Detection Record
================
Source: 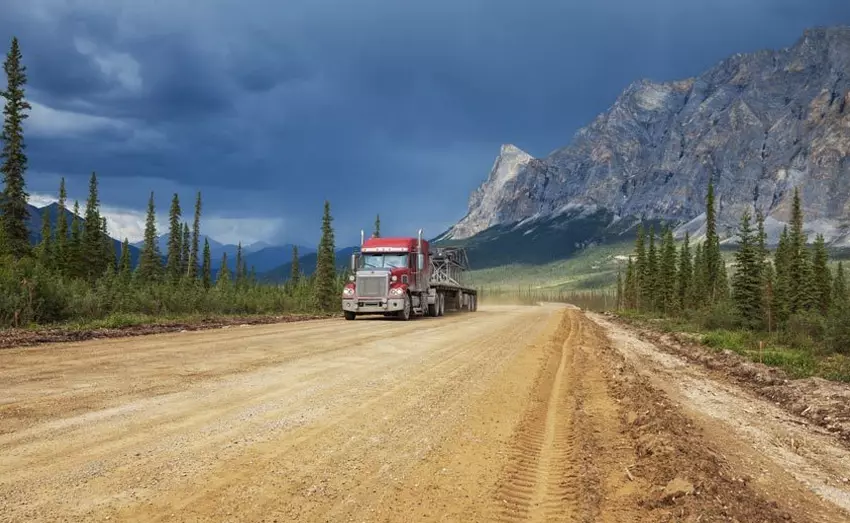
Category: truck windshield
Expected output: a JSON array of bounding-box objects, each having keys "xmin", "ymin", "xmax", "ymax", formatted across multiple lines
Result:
[{"xmin": 361, "ymin": 253, "xmax": 408, "ymax": 269}]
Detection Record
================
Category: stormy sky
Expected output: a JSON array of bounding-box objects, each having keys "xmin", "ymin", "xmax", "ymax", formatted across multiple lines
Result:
[{"xmin": 2, "ymin": 0, "xmax": 848, "ymax": 246}]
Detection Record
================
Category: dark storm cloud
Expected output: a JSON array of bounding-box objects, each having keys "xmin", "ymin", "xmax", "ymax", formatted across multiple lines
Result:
[{"xmin": 1, "ymin": 0, "xmax": 849, "ymax": 245}]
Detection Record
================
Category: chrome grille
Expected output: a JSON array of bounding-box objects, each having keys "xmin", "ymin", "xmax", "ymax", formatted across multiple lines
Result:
[{"xmin": 356, "ymin": 275, "xmax": 388, "ymax": 298}]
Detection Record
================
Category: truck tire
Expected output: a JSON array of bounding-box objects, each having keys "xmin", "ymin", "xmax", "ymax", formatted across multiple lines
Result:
[
  {"xmin": 397, "ymin": 294, "xmax": 412, "ymax": 321},
  {"xmin": 437, "ymin": 293, "xmax": 445, "ymax": 316},
  {"xmin": 427, "ymin": 301, "xmax": 438, "ymax": 317},
  {"xmin": 344, "ymin": 311, "xmax": 356, "ymax": 321}
]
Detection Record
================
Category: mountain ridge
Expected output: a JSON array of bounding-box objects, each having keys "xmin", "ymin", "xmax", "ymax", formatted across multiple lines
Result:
[{"xmin": 447, "ymin": 25, "xmax": 850, "ymax": 247}]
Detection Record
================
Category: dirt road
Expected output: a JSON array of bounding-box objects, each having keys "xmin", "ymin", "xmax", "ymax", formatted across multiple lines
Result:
[{"xmin": 1, "ymin": 305, "xmax": 849, "ymax": 522}]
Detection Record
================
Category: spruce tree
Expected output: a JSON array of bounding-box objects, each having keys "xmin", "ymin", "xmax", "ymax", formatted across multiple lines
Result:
[
  {"xmin": 36, "ymin": 206, "xmax": 52, "ymax": 267},
  {"xmin": 373, "ymin": 214, "xmax": 381, "ymax": 238},
  {"xmin": 0, "ymin": 37, "xmax": 32, "ymax": 259},
  {"xmin": 732, "ymin": 210, "xmax": 762, "ymax": 328},
  {"xmin": 181, "ymin": 222, "xmax": 190, "ymax": 276},
  {"xmin": 634, "ymin": 225, "xmax": 646, "ymax": 310},
  {"xmin": 201, "ymin": 238, "xmax": 211, "ymax": 288},
  {"xmin": 68, "ymin": 200, "xmax": 82, "ymax": 279},
  {"xmin": 165, "ymin": 193, "xmax": 182, "ymax": 282},
  {"xmin": 314, "ymin": 200, "xmax": 337, "ymax": 310},
  {"xmin": 190, "ymin": 191, "xmax": 201, "ymax": 279},
  {"xmin": 678, "ymin": 232, "xmax": 692, "ymax": 310},
  {"xmin": 624, "ymin": 257, "xmax": 636, "ymax": 309},
  {"xmin": 217, "ymin": 252, "xmax": 230, "ymax": 286},
  {"xmin": 788, "ymin": 188, "xmax": 815, "ymax": 312},
  {"xmin": 138, "ymin": 192, "xmax": 162, "ymax": 282},
  {"xmin": 833, "ymin": 261, "xmax": 847, "ymax": 308},
  {"xmin": 691, "ymin": 243, "xmax": 705, "ymax": 308},
  {"xmin": 772, "ymin": 227, "xmax": 792, "ymax": 324},
  {"xmin": 812, "ymin": 234, "xmax": 831, "ymax": 315},
  {"xmin": 119, "ymin": 238, "xmax": 131, "ymax": 277},
  {"xmin": 101, "ymin": 216, "xmax": 114, "ymax": 274},
  {"xmin": 235, "ymin": 242, "xmax": 244, "ymax": 283},
  {"xmin": 763, "ymin": 260, "xmax": 776, "ymax": 333},
  {"xmin": 704, "ymin": 179, "xmax": 724, "ymax": 304},
  {"xmin": 645, "ymin": 226, "xmax": 658, "ymax": 311},
  {"xmin": 659, "ymin": 226, "xmax": 677, "ymax": 314},
  {"xmin": 290, "ymin": 245, "xmax": 300, "ymax": 285},
  {"xmin": 82, "ymin": 172, "xmax": 106, "ymax": 281},
  {"xmin": 55, "ymin": 177, "xmax": 68, "ymax": 274}
]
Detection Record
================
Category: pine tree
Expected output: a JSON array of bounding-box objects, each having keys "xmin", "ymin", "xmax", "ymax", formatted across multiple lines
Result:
[
  {"xmin": 787, "ymin": 188, "xmax": 815, "ymax": 313},
  {"xmin": 138, "ymin": 192, "xmax": 162, "ymax": 282},
  {"xmin": 165, "ymin": 193, "xmax": 182, "ymax": 282},
  {"xmin": 704, "ymin": 179, "xmax": 724, "ymax": 305},
  {"xmin": 772, "ymin": 226, "xmax": 792, "ymax": 325},
  {"xmin": 833, "ymin": 261, "xmax": 847, "ymax": 308},
  {"xmin": 691, "ymin": 243, "xmax": 705, "ymax": 308},
  {"xmin": 290, "ymin": 245, "xmax": 300, "ymax": 285},
  {"xmin": 732, "ymin": 210, "xmax": 762, "ymax": 328},
  {"xmin": 235, "ymin": 242, "xmax": 244, "ymax": 283},
  {"xmin": 68, "ymin": 200, "xmax": 82, "ymax": 279},
  {"xmin": 190, "ymin": 191, "xmax": 201, "ymax": 279},
  {"xmin": 812, "ymin": 234, "xmax": 831, "ymax": 315},
  {"xmin": 82, "ymin": 172, "xmax": 106, "ymax": 281},
  {"xmin": 36, "ymin": 206, "xmax": 52, "ymax": 267},
  {"xmin": 624, "ymin": 257, "xmax": 637, "ymax": 309},
  {"xmin": 0, "ymin": 37, "xmax": 32, "ymax": 259},
  {"xmin": 119, "ymin": 238, "xmax": 131, "ymax": 277},
  {"xmin": 101, "ymin": 216, "xmax": 114, "ymax": 274},
  {"xmin": 634, "ymin": 224, "xmax": 646, "ymax": 310},
  {"xmin": 659, "ymin": 226, "xmax": 677, "ymax": 314},
  {"xmin": 763, "ymin": 260, "xmax": 776, "ymax": 333},
  {"xmin": 201, "ymin": 238, "xmax": 211, "ymax": 288},
  {"xmin": 373, "ymin": 214, "xmax": 381, "ymax": 238},
  {"xmin": 181, "ymin": 222, "xmax": 190, "ymax": 276},
  {"xmin": 678, "ymin": 232, "xmax": 692, "ymax": 310},
  {"xmin": 645, "ymin": 226, "xmax": 658, "ymax": 311},
  {"xmin": 55, "ymin": 177, "xmax": 68, "ymax": 274},
  {"xmin": 314, "ymin": 200, "xmax": 337, "ymax": 310},
  {"xmin": 217, "ymin": 252, "xmax": 230, "ymax": 286}
]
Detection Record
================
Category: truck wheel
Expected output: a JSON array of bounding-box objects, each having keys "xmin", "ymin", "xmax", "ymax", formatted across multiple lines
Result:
[
  {"xmin": 344, "ymin": 311, "xmax": 356, "ymax": 321},
  {"xmin": 437, "ymin": 293, "xmax": 445, "ymax": 316},
  {"xmin": 397, "ymin": 294, "xmax": 411, "ymax": 321},
  {"xmin": 427, "ymin": 302, "xmax": 438, "ymax": 317}
]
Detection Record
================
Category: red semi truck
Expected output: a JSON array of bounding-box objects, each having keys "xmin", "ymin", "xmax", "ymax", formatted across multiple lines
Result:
[{"xmin": 342, "ymin": 229, "xmax": 478, "ymax": 320}]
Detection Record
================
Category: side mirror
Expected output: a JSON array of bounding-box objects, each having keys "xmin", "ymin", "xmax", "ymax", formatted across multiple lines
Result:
[{"xmin": 351, "ymin": 253, "xmax": 360, "ymax": 271}]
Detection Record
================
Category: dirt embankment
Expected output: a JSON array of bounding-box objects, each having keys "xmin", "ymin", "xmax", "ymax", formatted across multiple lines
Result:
[
  {"xmin": 603, "ymin": 313, "xmax": 850, "ymax": 445},
  {"xmin": 0, "ymin": 305, "xmax": 847, "ymax": 521}
]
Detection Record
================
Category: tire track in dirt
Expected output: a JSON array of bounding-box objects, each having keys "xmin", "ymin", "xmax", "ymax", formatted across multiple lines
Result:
[{"xmin": 493, "ymin": 310, "xmax": 601, "ymax": 522}]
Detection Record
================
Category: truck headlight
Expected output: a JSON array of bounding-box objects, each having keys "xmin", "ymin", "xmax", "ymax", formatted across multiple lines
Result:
[
  {"xmin": 343, "ymin": 287, "xmax": 355, "ymax": 296},
  {"xmin": 389, "ymin": 287, "xmax": 404, "ymax": 296}
]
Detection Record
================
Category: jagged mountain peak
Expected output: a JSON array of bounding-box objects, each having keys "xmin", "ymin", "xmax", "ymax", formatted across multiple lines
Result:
[{"xmin": 447, "ymin": 25, "xmax": 850, "ymax": 245}]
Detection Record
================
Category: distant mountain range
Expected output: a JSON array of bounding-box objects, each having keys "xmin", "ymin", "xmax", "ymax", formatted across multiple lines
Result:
[
  {"xmin": 260, "ymin": 246, "xmax": 358, "ymax": 282},
  {"xmin": 132, "ymin": 234, "xmax": 316, "ymax": 273}
]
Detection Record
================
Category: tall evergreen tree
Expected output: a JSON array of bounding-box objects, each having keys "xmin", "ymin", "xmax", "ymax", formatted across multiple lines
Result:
[
  {"xmin": 235, "ymin": 242, "xmax": 244, "ymax": 283},
  {"xmin": 314, "ymin": 200, "xmax": 337, "ymax": 310},
  {"xmin": 833, "ymin": 261, "xmax": 847, "ymax": 308},
  {"xmin": 189, "ymin": 191, "xmax": 201, "ymax": 279},
  {"xmin": 644, "ymin": 226, "xmax": 658, "ymax": 311},
  {"xmin": 290, "ymin": 245, "xmax": 300, "ymax": 285},
  {"xmin": 633, "ymin": 225, "xmax": 646, "ymax": 310},
  {"xmin": 787, "ymin": 188, "xmax": 816, "ymax": 312},
  {"xmin": 691, "ymin": 243, "xmax": 705, "ymax": 308},
  {"xmin": 624, "ymin": 257, "xmax": 637, "ymax": 309},
  {"xmin": 677, "ymin": 232, "xmax": 692, "ymax": 309},
  {"xmin": 704, "ymin": 179, "xmax": 724, "ymax": 304},
  {"xmin": 201, "ymin": 238, "xmax": 211, "ymax": 288},
  {"xmin": 82, "ymin": 172, "xmax": 106, "ymax": 281},
  {"xmin": 55, "ymin": 177, "xmax": 68, "ymax": 274},
  {"xmin": 119, "ymin": 238, "xmax": 131, "ymax": 277},
  {"xmin": 0, "ymin": 37, "xmax": 32, "ymax": 259},
  {"xmin": 165, "ymin": 193, "xmax": 182, "ymax": 282},
  {"xmin": 101, "ymin": 216, "xmax": 114, "ymax": 274},
  {"xmin": 812, "ymin": 234, "xmax": 832, "ymax": 315},
  {"xmin": 138, "ymin": 192, "xmax": 162, "ymax": 282},
  {"xmin": 616, "ymin": 270, "xmax": 624, "ymax": 311},
  {"xmin": 181, "ymin": 222, "xmax": 190, "ymax": 276},
  {"xmin": 732, "ymin": 210, "xmax": 762, "ymax": 328},
  {"xmin": 659, "ymin": 226, "xmax": 677, "ymax": 314},
  {"xmin": 772, "ymin": 226, "xmax": 792, "ymax": 324},
  {"xmin": 217, "ymin": 252, "xmax": 230, "ymax": 286},
  {"xmin": 373, "ymin": 214, "xmax": 381, "ymax": 238},
  {"xmin": 68, "ymin": 200, "xmax": 82, "ymax": 279},
  {"xmin": 36, "ymin": 206, "xmax": 52, "ymax": 266}
]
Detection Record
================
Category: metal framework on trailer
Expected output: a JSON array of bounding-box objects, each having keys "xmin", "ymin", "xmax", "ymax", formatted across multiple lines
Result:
[{"xmin": 429, "ymin": 247, "xmax": 476, "ymax": 293}]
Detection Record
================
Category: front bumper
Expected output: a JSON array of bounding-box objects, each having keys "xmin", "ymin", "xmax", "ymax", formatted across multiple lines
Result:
[{"xmin": 342, "ymin": 298, "xmax": 405, "ymax": 314}]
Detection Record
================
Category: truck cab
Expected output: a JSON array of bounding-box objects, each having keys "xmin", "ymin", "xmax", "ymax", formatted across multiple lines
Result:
[{"xmin": 342, "ymin": 231, "xmax": 430, "ymax": 320}]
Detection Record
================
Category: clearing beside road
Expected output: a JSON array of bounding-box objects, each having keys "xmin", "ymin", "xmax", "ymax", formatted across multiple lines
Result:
[{"xmin": 1, "ymin": 304, "xmax": 849, "ymax": 521}]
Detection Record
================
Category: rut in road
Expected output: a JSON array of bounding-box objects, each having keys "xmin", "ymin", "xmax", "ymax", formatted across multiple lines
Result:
[{"xmin": 493, "ymin": 311, "xmax": 601, "ymax": 522}]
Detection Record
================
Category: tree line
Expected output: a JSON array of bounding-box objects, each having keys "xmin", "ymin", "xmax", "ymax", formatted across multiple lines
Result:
[
  {"xmin": 616, "ymin": 181, "xmax": 849, "ymax": 355},
  {"xmin": 0, "ymin": 36, "xmax": 345, "ymax": 327}
]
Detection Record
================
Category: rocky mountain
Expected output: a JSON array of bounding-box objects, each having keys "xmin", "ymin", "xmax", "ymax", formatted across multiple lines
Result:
[{"xmin": 446, "ymin": 26, "xmax": 850, "ymax": 247}]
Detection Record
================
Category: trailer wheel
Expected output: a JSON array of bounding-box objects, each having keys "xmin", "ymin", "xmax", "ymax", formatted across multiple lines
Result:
[
  {"xmin": 427, "ymin": 301, "xmax": 438, "ymax": 317},
  {"xmin": 344, "ymin": 311, "xmax": 356, "ymax": 321},
  {"xmin": 437, "ymin": 293, "xmax": 445, "ymax": 316}
]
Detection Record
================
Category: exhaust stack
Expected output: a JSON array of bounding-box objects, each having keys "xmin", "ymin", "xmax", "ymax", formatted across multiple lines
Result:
[{"xmin": 360, "ymin": 229, "xmax": 364, "ymax": 247}]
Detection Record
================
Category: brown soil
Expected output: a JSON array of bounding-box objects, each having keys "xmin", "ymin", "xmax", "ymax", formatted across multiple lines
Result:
[{"xmin": 0, "ymin": 305, "xmax": 846, "ymax": 521}]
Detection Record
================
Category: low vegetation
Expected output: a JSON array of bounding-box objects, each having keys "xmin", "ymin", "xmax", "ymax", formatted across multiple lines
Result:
[{"xmin": 0, "ymin": 37, "xmax": 346, "ymax": 329}]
